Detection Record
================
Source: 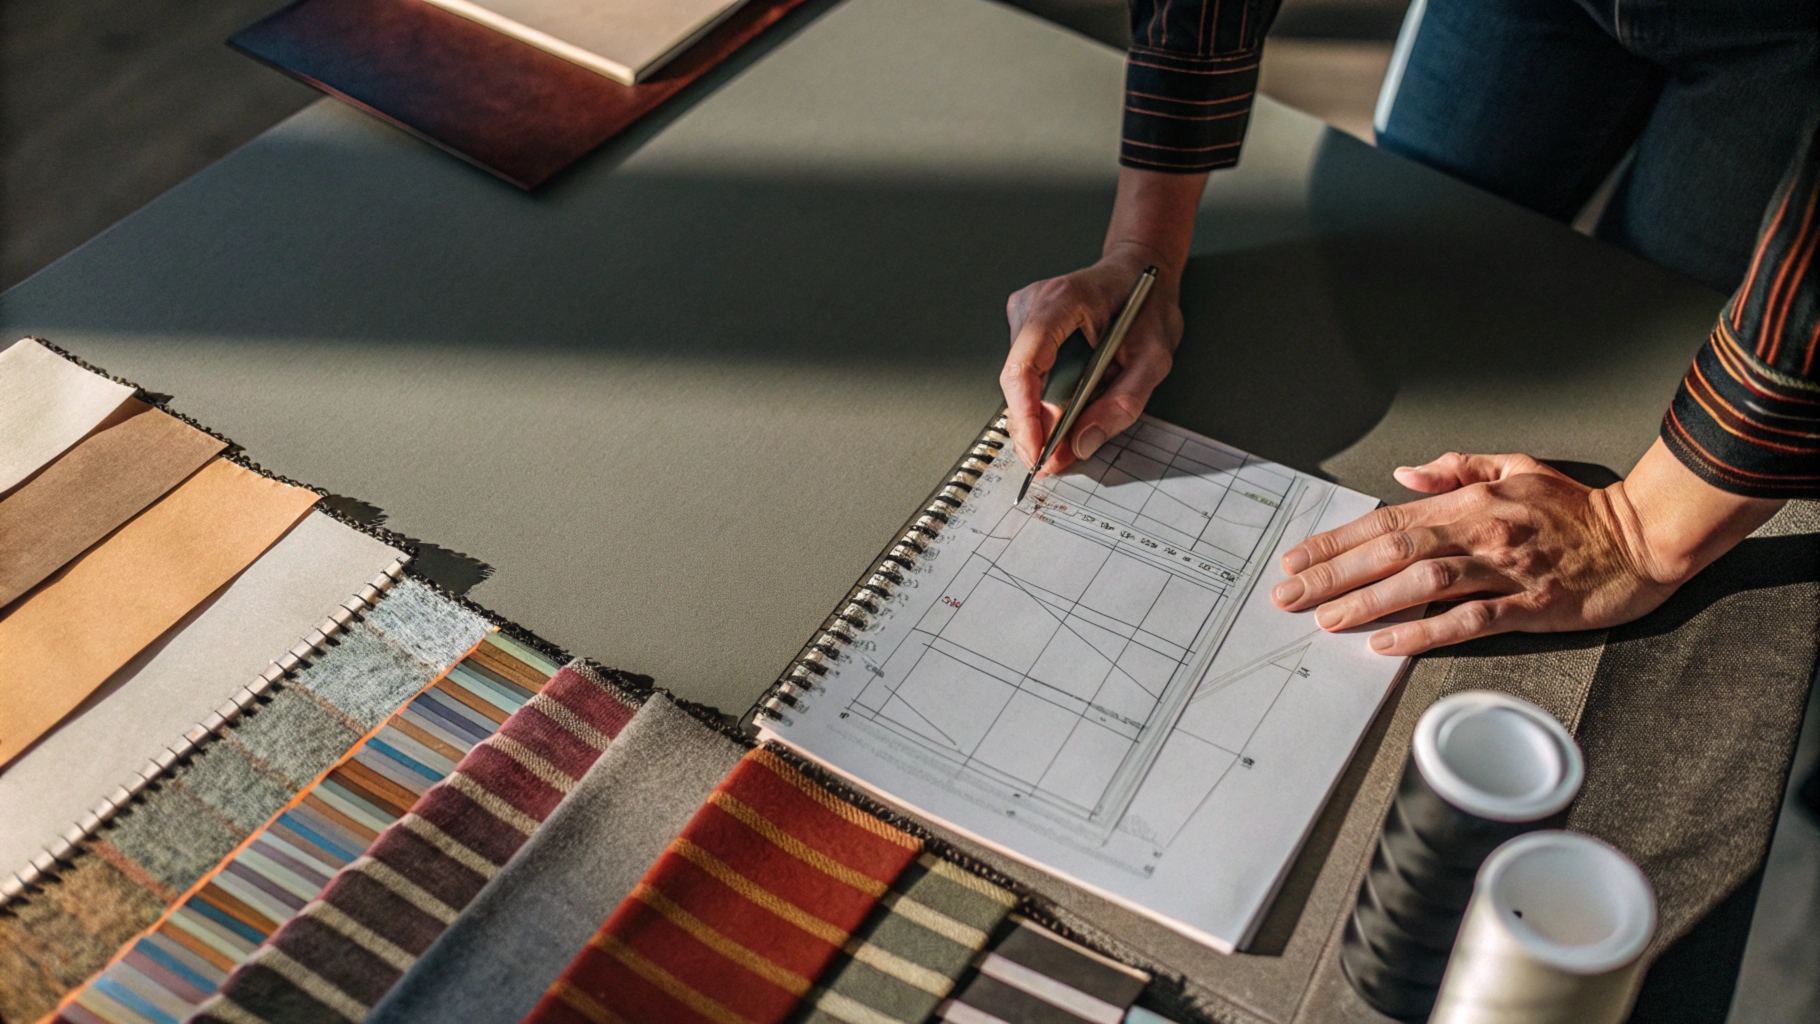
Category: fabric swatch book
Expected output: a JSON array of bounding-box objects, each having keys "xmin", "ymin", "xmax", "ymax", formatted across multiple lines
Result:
[
  {"xmin": 419, "ymin": 0, "xmax": 754, "ymax": 84},
  {"xmin": 228, "ymin": 0, "xmax": 808, "ymax": 189},
  {"xmin": 755, "ymin": 413, "xmax": 1409, "ymax": 953}
]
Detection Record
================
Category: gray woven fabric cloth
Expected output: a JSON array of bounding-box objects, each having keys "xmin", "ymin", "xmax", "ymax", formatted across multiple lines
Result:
[
  {"xmin": 919, "ymin": 502, "xmax": 1820, "ymax": 1024},
  {"xmin": 366, "ymin": 693, "xmax": 746, "ymax": 1024}
]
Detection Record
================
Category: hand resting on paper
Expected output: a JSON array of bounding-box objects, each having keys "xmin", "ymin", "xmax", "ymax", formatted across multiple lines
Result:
[{"xmin": 1269, "ymin": 441, "xmax": 1785, "ymax": 655}]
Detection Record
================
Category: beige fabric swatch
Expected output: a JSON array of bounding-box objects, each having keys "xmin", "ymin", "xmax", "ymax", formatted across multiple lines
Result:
[
  {"xmin": 0, "ymin": 458, "xmax": 319, "ymax": 766},
  {"xmin": 0, "ymin": 402, "xmax": 227, "ymax": 607},
  {"xmin": 0, "ymin": 339, "xmax": 136, "ymax": 493}
]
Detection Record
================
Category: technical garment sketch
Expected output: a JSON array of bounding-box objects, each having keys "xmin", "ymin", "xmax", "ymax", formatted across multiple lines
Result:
[{"xmin": 766, "ymin": 417, "xmax": 1404, "ymax": 951}]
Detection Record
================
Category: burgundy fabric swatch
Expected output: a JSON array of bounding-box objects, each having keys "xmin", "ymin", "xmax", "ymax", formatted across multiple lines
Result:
[
  {"xmin": 194, "ymin": 660, "xmax": 639, "ymax": 1024},
  {"xmin": 229, "ymin": 0, "xmax": 812, "ymax": 188}
]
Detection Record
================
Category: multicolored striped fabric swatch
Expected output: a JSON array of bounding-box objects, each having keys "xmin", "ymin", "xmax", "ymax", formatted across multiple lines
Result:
[
  {"xmin": 0, "ymin": 580, "xmax": 487, "ymax": 1024},
  {"xmin": 939, "ymin": 919, "xmax": 1149, "ymax": 1024},
  {"xmin": 192, "ymin": 658, "xmax": 641, "ymax": 1024},
  {"xmin": 796, "ymin": 852, "xmax": 1017, "ymax": 1024},
  {"xmin": 522, "ymin": 748, "xmax": 923, "ymax": 1024},
  {"xmin": 43, "ymin": 629, "xmax": 555, "ymax": 1024},
  {"xmin": 366, "ymin": 695, "xmax": 746, "ymax": 1024}
]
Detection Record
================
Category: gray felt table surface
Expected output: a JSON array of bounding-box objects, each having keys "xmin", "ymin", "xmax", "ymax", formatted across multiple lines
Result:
[{"xmin": 5, "ymin": 0, "xmax": 1805, "ymax": 1019}]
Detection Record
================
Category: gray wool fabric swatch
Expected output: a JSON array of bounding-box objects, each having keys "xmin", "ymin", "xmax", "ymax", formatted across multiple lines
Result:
[
  {"xmin": 367, "ymin": 694, "xmax": 746, "ymax": 1024},
  {"xmin": 287, "ymin": 617, "xmax": 449, "ymax": 728},
  {"xmin": 362, "ymin": 577, "xmax": 492, "ymax": 667}
]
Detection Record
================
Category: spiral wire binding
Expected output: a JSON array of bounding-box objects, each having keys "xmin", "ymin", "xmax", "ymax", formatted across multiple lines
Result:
[{"xmin": 747, "ymin": 414, "xmax": 1010, "ymax": 731}]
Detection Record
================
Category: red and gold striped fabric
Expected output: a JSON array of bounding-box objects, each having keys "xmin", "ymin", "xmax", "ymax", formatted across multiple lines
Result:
[{"xmin": 522, "ymin": 748, "xmax": 922, "ymax": 1024}]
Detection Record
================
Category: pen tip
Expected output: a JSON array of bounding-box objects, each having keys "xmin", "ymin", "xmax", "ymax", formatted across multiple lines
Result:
[{"xmin": 1016, "ymin": 474, "xmax": 1032, "ymax": 505}]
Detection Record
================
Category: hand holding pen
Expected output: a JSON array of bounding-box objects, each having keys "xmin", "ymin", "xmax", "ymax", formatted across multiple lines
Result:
[{"xmin": 1011, "ymin": 264, "xmax": 1161, "ymax": 501}]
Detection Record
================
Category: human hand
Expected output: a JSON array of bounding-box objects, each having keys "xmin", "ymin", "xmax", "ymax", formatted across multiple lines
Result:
[
  {"xmin": 999, "ymin": 166, "xmax": 1208, "ymax": 474},
  {"xmin": 1001, "ymin": 244, "xmax": 1183, "ymax": 475},
  {"xmin": 1269, "ymin": 443, "xmax": 1784, "ymax": 655}
]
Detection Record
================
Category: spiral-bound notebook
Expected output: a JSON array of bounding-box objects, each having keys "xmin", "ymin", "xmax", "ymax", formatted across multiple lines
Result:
[{"xmin": 754, "ymin": 414, "xmax": 1409, "ymax": 953}]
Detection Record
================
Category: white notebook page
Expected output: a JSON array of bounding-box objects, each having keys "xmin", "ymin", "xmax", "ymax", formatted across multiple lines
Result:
[{"xmin": 764, "ymin": 416, "xmax": 1407, "ymax": 952}]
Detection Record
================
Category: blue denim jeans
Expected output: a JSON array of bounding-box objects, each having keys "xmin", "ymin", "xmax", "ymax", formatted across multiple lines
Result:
[{"xmin": 1374, "ymin": 0, "xmax": 1819, "ymax": 293}]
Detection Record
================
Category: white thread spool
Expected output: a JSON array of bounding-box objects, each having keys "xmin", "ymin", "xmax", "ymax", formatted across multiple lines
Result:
[
  {"xmin": 1430, "ymin": 831, "xmax": 1656, "ymax": 1024},
  {"xmin": 1412, "ymin": 692, "xmax": 1582, "ymax": 823}
]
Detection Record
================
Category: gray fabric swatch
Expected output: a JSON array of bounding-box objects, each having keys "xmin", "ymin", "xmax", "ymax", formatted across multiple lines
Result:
[
  {"xmin": 363, "ymin": 578, "xmax": 491, "ymax": 667},
  {"xmin": 289, "ymin": 618, "xmax": 442, "ymax": 729},
  {"xmin": 222, "ymin": 685, "xmax": 365, "ymax": 790},
  {"xmin": 102, "ymin": 784, "xmax": 248, "ymax": 893},
  {"xmin": 165, "ymin": 741, "xmax": 296, "ymax": 834},
  {"xmin": 368, "ymin": 694, "xmax": 745, "ymax": 1024}
]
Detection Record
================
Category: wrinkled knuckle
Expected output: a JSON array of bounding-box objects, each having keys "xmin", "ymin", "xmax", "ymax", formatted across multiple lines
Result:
[
  {"xmin": 1304, "ymin": 563, "xmax": 1336, "ymax": 592},
  {"xmin": 1377, "ymin": 506, "xmax": 1408, "ymax": 533},
  {"xmin": 1468, "ymin": 516, "xmax": 1500, "ymax": 547},
  {"xmin": 1382, "ymin": 531, "xmax": 1416, "ymax": 563},
  {"xmin": 1418, "ymin": 560, "xmax": 1453, "ymax": 592},
  {"xmin": 1460, "ymin": 602, "xmax": 1498, "ymax": 631}
]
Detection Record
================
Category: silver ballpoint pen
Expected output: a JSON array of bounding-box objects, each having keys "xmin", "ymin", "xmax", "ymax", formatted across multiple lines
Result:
[{"xmin": 1017, "ymin": 265, "xmax": 1159, "ymax": 504}]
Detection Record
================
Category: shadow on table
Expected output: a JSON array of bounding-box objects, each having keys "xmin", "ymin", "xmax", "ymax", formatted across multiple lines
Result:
[{"xmin": 1151, "ymin": 131, "xmax": 1719, "ymax": 480}]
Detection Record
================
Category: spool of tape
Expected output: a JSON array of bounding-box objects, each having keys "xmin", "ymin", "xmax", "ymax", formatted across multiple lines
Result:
[
  {"xmin": 1431, "ymin": 831, "xmax": 1655, "ymax": 1024},
  {"xmin": 1412, "ymin": 692, "xmax": 1583, "ymax": 826},
  {"xmin": 1342, "ymin": 692, "xmax": 1584, "ymax": 1019}
]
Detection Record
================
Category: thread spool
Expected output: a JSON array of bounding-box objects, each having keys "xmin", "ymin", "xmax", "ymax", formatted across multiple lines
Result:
[
  {"xmin": 1430, "ymin": 831, "xmax": 1655, "ymax": 1024},
  {"xmin": 1342, "ymin": 692, "xmax": 1583, "ymax": 1019}
]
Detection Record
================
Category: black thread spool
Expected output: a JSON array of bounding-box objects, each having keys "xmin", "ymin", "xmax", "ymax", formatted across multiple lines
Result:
[{"xmin": 1341, "ymin": 691, "xmax": 1583, "ymax": 1020}]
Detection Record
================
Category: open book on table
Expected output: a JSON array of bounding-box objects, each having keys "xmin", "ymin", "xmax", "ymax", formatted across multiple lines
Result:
[{"xmin": 751, "ymin": 412, "xmax": 1409, "ymax": 953}]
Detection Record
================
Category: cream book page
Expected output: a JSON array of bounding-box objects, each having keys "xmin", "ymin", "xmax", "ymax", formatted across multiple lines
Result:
[
  {"xmin": 763, "ymin": 416, "xmax": 1407, "ymax": 952},
  {"xmin": 421, "ymin": 0, "xmax": 753, "ymax": 84}
]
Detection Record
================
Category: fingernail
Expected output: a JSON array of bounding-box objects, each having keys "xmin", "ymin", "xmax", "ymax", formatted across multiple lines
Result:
[
  {"xmin": 1394, "ymin": 466, "xmax": 1417, "ymax": 475},
  {"xmin": 1273, "ymin": 579, "xmax": 1304, "ymax": 605},
  {"xmin": 1074, "ymin": 425, "xmax": 1107, "ymax": 461},
  {"xmin": 1369, "ymin": 631, "xmax": 1394, "ymax": 652},
  {"xmin": 1282, "ymin": 549, "xmax": 1309, "ymax": 574},
  {"xmin": 1316, "ymin": 606, "xmax": 1341, "ymax": 629}
]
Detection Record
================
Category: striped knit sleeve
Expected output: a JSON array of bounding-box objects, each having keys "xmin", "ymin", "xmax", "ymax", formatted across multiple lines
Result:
[
  {"xmin": 1662, "ymin": 116, "xmax": 1820, "ymax": 497},
  {"xmin": 1121, "ymin": 0, "xmax": 1284, "ymax": 173}
]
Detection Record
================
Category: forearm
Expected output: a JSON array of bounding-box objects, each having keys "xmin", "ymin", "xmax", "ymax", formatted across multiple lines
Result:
[
  {"xmin": 1102, "ymin": 167, "xmax": 1209, "ymax": 299},
  {"xmin": 1603, "ymin": 439, "xmax": 1784, "ymax": 586}
]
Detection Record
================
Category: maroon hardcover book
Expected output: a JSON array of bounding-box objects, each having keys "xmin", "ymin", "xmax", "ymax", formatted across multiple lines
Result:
[{"xmin": 230, "ymin": 0, "xmax": 812, "ymax": 188}]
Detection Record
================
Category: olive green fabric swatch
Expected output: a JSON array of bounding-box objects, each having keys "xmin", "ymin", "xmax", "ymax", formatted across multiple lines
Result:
[{"xmin": 797, "ymin": 852, "xmax": 1017, "ymax": 1024}]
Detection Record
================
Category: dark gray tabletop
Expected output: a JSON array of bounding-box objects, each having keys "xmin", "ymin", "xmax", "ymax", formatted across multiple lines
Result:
[
  {"xmin": 0, "ymin": 0, "xmax": 1722, "ymax": 715},
  {"xmin": 4, "ymin": 0, "xmax": 1792, "ymax": 1020}
]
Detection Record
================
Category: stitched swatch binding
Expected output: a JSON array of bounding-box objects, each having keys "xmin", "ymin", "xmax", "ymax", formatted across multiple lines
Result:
[
  {"xmin": 0, "ymin": 555, "xmax": 414, "ymax": 906},
  {"xmin": 39, "ymin": 633, "xmax": 582, "ymax": 1024}
]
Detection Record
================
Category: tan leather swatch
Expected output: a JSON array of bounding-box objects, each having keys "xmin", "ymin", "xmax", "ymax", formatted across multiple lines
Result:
[
  {"xmin": 0, "ymin": 459, "xmax": 318, "ymax": 766},
  {"xmin": 0, "ymin": 402, "xmax": 227, "ymax": 607}
]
